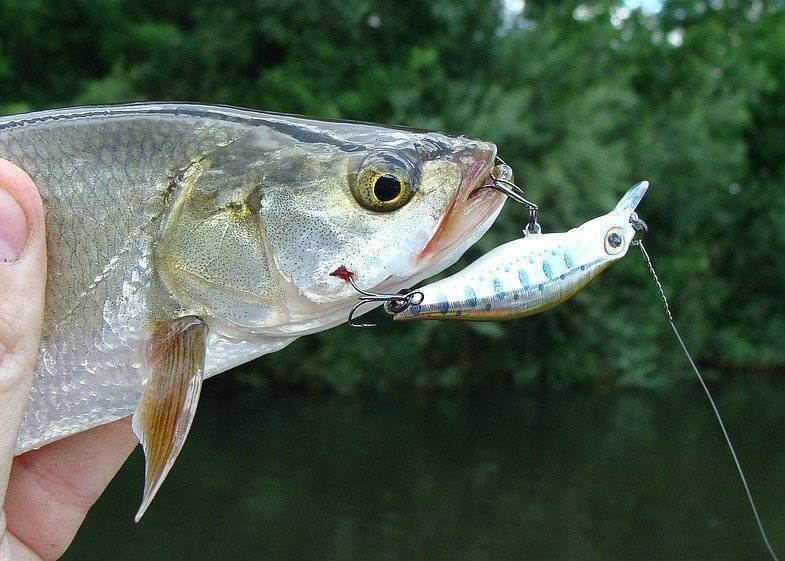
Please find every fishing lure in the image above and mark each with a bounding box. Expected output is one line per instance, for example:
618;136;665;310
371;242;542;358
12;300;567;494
391;181;648;322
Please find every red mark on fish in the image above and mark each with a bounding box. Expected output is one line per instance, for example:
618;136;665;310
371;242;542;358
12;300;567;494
329;265;355;282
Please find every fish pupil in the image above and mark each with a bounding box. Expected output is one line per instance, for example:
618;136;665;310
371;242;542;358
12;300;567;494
374;175;402;202
608;232;622;248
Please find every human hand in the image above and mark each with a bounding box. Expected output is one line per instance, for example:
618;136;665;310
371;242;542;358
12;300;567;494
0;160;137;560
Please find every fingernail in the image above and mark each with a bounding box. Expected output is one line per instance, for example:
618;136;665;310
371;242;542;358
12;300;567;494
0;187;28;262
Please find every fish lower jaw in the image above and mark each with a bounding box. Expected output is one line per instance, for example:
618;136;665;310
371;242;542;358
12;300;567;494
416;157;505;266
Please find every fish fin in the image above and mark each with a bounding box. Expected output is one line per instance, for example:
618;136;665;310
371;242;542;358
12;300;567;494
132;315;208;522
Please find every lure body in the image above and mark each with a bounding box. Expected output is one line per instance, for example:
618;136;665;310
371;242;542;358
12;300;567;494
395;182;648;322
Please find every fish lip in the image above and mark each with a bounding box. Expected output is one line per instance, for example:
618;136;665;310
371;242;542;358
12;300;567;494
415;146;504;264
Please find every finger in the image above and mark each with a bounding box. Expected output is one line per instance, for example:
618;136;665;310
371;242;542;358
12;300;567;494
4;417;137;560
0;159;46;505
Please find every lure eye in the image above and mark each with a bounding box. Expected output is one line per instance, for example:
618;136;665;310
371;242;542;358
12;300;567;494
351;155;416;212
605;228;625;255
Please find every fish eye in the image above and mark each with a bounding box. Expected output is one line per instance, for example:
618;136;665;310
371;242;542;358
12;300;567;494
604;228;625;255
351;155;416;212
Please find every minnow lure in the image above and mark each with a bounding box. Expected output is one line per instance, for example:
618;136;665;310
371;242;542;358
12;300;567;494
393;181;648;322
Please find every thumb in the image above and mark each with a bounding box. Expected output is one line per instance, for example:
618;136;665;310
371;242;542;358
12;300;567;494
0;159;46;503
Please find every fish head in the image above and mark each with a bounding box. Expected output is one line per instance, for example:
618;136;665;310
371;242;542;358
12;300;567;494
565;181;649;273
264;128;507;331
155;119;506;333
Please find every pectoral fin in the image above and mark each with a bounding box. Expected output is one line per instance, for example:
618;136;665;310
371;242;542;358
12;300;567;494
132;315;208;522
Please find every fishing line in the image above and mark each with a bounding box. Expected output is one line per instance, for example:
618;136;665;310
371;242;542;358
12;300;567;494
635;241;780;561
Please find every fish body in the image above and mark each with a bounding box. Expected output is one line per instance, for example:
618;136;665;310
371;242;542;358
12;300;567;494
1;103;505;516
394;182;648;321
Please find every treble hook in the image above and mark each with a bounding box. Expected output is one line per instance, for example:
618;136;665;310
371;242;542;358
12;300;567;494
347;277;424;328
475;156;541;235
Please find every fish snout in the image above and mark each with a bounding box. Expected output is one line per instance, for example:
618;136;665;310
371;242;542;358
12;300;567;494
417;142;504;262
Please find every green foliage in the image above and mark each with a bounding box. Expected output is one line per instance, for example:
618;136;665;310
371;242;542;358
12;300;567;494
0;0;782;392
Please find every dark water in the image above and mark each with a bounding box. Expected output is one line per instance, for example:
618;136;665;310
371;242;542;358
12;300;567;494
64;383;785;560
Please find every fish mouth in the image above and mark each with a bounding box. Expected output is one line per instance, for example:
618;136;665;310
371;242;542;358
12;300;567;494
416;144;505;264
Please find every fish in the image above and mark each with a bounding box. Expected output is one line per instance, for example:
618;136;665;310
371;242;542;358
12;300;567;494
0;103;507;518
393;181;648;321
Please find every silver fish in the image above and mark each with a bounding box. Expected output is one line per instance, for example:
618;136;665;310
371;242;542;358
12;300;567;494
0;103;507;518
394;181;648;321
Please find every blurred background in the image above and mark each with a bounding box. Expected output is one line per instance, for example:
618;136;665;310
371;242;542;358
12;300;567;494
1;0;784;558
